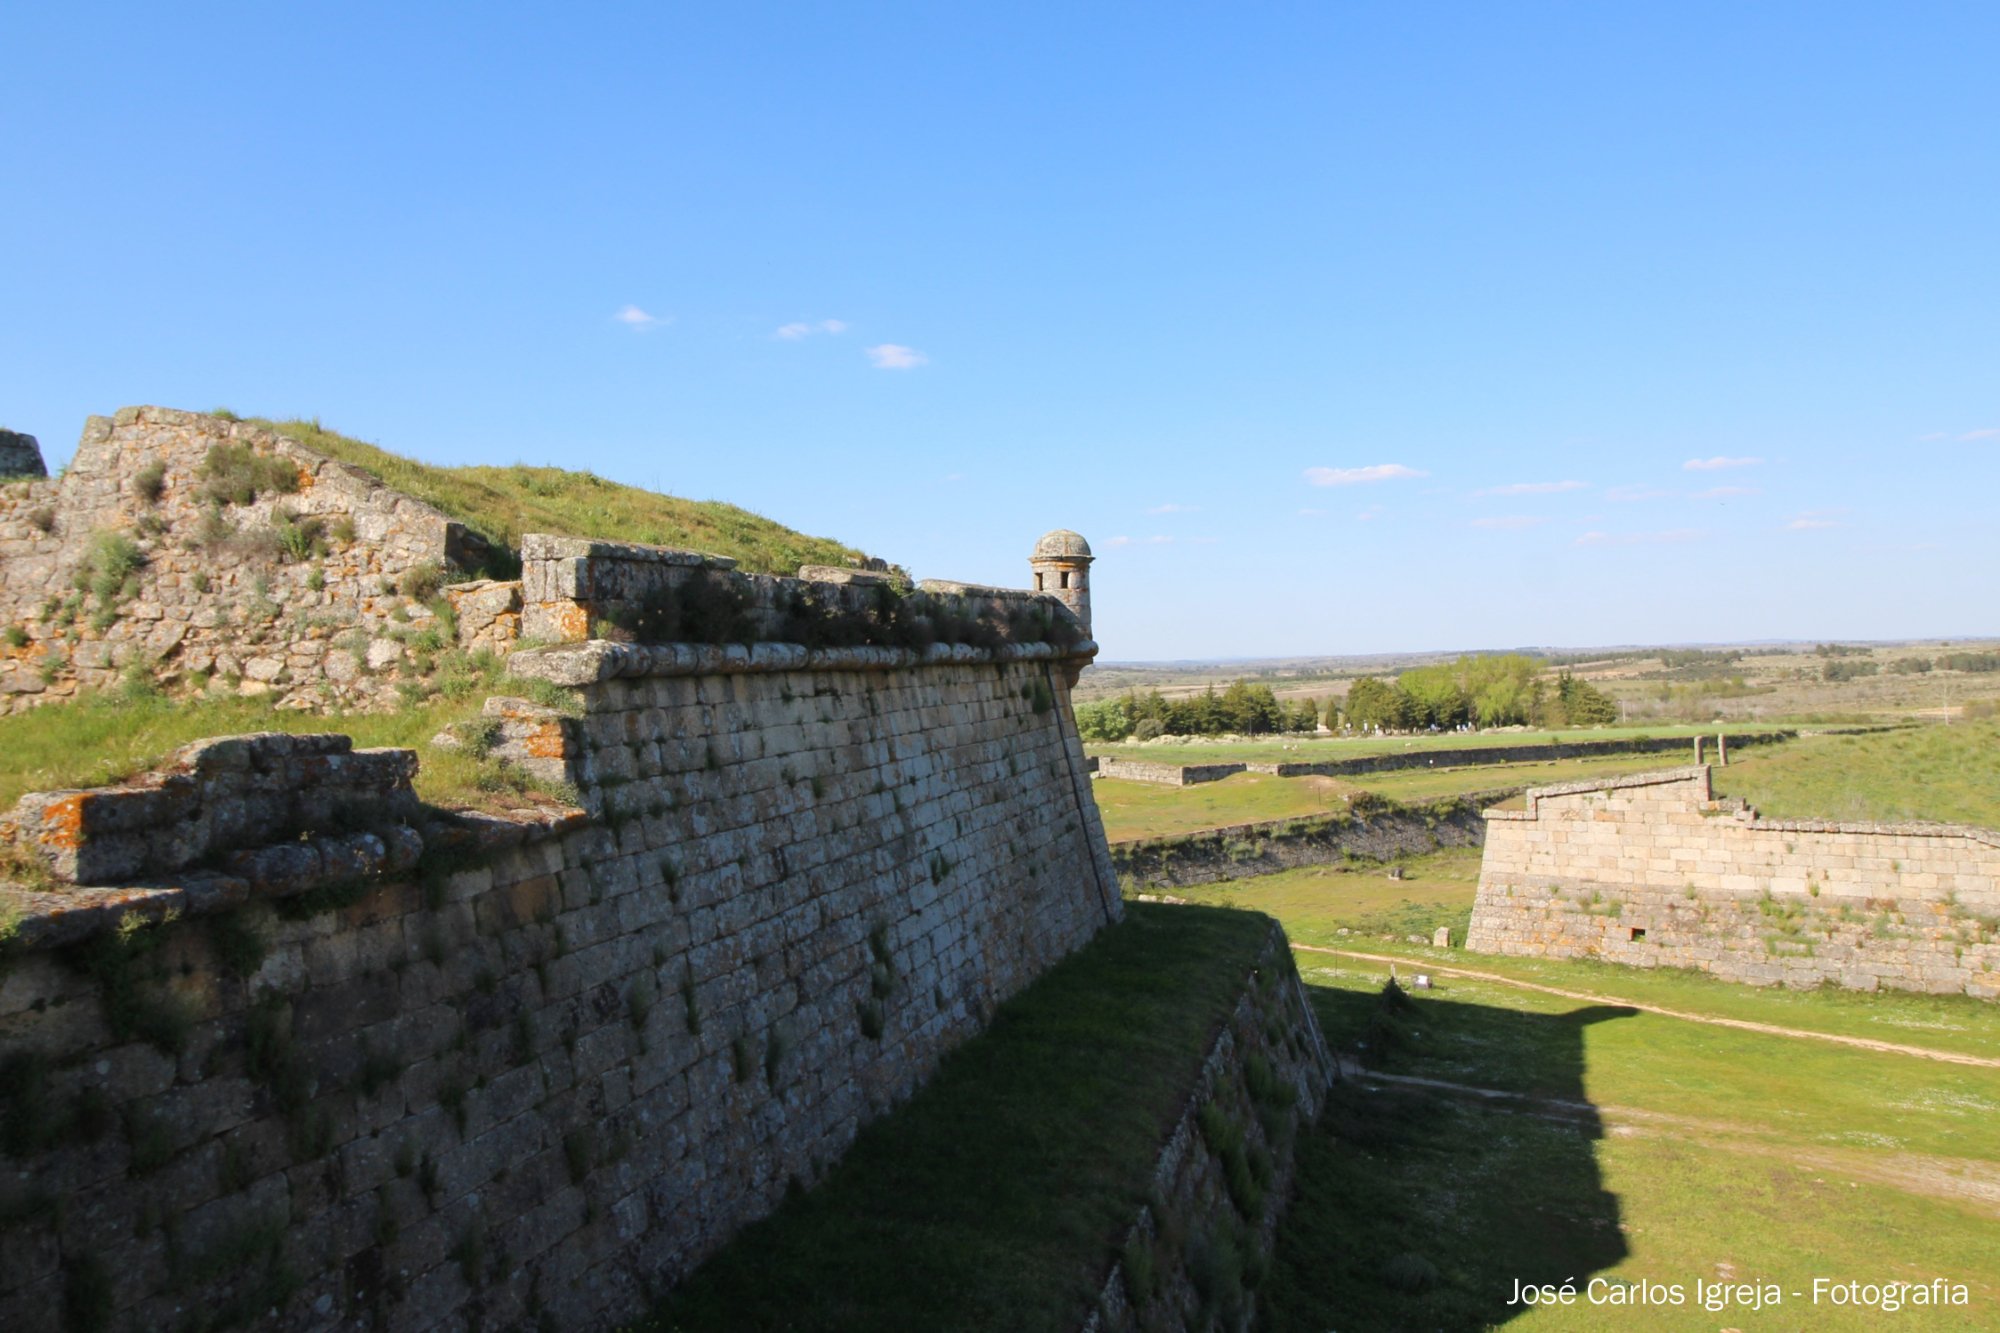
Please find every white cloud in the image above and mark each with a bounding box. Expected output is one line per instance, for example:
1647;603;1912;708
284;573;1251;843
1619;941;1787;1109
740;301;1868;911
1683;455;1763;471
776;318;849;340
1103;534;1173;548
1960;427;2000;441
1694;486;1760;499
1786;509;1845;531
1477;480;1588;496
1297;507;1326;517
866;343;927;370
1605;485;1676;502
1146;503;1199;515
1574;528;1706;547
1302;463;1426;487
1470;515;1547;531
615;305;665;330
1356;504;1384;522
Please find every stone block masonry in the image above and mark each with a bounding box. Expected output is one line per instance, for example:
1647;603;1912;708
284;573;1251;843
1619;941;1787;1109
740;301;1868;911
0;407;508;713
0;629;1118;1328
1467;767;2000;998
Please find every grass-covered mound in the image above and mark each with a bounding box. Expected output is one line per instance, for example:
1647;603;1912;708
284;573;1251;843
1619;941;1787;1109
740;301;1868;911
637;903;1276;1332
253;416;867;577
1713;719;2000;829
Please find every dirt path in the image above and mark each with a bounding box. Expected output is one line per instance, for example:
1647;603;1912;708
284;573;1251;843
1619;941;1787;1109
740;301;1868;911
1351;1064;2000;1215
1297;944;2000;1069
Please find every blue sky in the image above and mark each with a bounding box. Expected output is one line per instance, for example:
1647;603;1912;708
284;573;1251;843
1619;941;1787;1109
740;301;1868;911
3;4;1994;660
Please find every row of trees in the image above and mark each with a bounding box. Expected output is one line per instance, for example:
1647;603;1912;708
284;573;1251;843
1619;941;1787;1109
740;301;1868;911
1076;682;1319;742
1341;656;1617;731
1077;654;1622;741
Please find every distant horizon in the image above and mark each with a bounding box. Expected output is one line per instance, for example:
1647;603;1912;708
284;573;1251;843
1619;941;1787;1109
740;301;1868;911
1092;634;2000;672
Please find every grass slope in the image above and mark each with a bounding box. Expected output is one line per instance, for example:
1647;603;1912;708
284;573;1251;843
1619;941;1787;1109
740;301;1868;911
638;903;1273;1332
1714;719;2000;829
0;674;574;816
257;416;866;577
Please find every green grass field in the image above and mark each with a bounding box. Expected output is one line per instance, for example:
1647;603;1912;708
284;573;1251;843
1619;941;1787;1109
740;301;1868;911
1266;958;2000;1331
1086;722;1779;768
1093;753;1689;842
1160;856;2000;1330
256;416;866;576
1715;718;2000;829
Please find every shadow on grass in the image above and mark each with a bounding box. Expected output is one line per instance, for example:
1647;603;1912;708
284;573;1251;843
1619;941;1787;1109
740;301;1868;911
1260;985;1635;1331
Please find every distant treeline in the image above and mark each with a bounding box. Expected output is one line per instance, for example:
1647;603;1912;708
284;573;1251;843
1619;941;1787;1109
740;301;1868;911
1078;653;1621;741
1829;650;2000;682
1076;682;1319;742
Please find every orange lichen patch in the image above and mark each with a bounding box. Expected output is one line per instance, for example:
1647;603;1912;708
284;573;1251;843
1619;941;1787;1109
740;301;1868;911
293;464;316;491
547;602;591;642
37;793;87;851
523;722;570;760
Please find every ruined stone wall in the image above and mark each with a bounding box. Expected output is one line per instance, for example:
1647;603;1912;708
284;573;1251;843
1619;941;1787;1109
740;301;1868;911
1112;794;1503;892
1086;920;1335;1333
1466;768;2000;998
1095;758;1245;787
0;407;517;713
0;635;1117;1330
0;429;47;479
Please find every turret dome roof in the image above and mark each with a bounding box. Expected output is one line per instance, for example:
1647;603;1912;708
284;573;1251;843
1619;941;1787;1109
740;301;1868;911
1031;529;1092;560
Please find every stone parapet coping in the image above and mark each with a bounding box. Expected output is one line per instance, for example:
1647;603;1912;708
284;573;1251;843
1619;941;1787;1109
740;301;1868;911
0;805;587;953
1483;765;2000;847
506;636;1100;687
521;532;739;570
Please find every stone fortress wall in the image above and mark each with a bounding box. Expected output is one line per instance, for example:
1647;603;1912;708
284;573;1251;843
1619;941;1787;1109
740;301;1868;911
1094;730;1793;788
1466;768;2000;998
0;407;520;713
0;529;1125;1328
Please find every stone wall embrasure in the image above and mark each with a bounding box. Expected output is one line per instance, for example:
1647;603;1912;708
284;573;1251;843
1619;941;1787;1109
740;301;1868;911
0;407;513;713
0;634;1118;1330
1466;768;2000;997
1086;920;1336;1332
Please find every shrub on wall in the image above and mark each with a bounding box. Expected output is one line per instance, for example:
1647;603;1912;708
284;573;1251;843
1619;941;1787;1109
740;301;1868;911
197;442;300;507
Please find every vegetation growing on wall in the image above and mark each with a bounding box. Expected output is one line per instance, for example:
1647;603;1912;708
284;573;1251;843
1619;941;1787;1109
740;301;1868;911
603;576;1085;654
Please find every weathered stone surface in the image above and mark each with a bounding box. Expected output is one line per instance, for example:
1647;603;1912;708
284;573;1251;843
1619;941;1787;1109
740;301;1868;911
1467;766;2000;997
0;407;497;713
0;428;45;478
0;651;1120;1331
0;732;420;885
